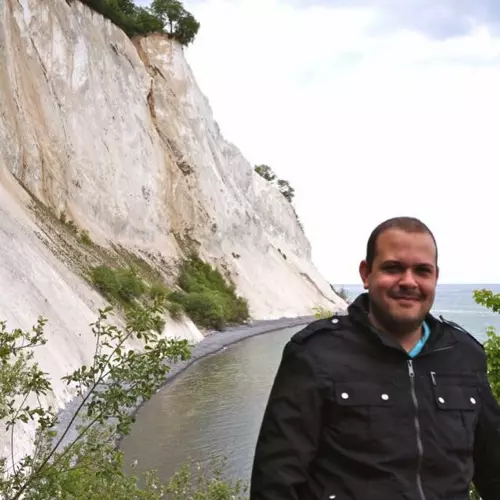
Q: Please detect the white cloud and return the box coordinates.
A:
[137,0,500,285]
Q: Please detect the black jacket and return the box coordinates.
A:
[250,293,500,500]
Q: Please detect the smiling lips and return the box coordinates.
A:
[391,295,421,302]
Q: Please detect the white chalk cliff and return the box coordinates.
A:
[0,0,346,463]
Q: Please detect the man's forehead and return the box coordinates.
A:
[378,229,435,246]
[376,230,437,261]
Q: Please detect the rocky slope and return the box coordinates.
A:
[0,0,346,463]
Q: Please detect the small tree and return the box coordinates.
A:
[150,0,200,46]
[469,288,500,500]
[254,165,296,203]
[0,300,191,498]
[277,179,295,203]
[254,165,276,182]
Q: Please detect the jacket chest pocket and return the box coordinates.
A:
[331,381,400,450]
[432,379,481,452]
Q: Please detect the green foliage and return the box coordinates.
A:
[469,289,500,499]
[473,289,500,401]
[254,165,276,182]
[89,256,251,329]
[151,0,200,46]
[0,302,192,498]
[168,255,250,330]
[79,229,92,246]
[78,0,199,44]
[312,305,333,320]
[166,300,183,320]
[148,281,172,302]
[164,456,248,499]
[254,164,295,203]
[277,179,295,203]
[90,265,147,306]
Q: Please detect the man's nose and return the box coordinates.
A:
[399,269,418,288]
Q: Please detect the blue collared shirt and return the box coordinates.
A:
[407,321,431,358]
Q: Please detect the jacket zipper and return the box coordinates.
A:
[408,360,427,500]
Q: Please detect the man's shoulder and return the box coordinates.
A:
[438,315,485,354]
[291,310,351,345]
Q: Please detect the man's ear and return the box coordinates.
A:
[359,260,370,290]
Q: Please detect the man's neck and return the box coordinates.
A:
[368,312,424,353]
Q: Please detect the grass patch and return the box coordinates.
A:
[168,254,250,330]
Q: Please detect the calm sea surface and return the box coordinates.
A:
[121,284,500,486]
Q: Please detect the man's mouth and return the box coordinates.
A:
[392,295,421,302]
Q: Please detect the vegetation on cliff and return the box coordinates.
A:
[77,0,200,45]
[254,164,295,203]
[168,254,250,330]
[88,253,250,331]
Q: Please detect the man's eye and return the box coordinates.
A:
[416,267,432,275]
[384,265,400,273]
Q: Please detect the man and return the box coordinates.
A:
[250,216,500,500]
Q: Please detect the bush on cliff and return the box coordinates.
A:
[88,253,250,330]
[168,255,250,330]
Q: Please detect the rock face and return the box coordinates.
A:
[0,0,345,462]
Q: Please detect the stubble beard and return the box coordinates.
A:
[369,296,425,337]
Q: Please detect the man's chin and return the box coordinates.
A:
[388,312,425,330]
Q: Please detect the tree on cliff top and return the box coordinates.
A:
[151,0,200,46]
[78,0,199,45]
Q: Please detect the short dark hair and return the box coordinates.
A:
[365,216,438,270]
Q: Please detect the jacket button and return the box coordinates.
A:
[438,397,445,404]
[329,496,336,499]
[341,392,349,399]
[332,318,339,324]
[470,397,476,404]
[381,394,389,401]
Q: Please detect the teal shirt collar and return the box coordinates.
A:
[407,321,430,358]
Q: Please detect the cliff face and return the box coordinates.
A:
[0,0,345,461]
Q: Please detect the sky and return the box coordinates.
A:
[136,0,500,285]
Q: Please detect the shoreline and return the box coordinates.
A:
[53,315,315,451]
[151,315,314,391]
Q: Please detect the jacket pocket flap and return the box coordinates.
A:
[433,385,479,411]
[335,381,395,407]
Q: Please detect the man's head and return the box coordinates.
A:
[359,217,439,336]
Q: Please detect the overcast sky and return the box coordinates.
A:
[136,0,500,285]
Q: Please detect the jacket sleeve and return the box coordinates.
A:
[472,370,500,499]
[249,339,329,500]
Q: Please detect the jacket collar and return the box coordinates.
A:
[347,292,458,355]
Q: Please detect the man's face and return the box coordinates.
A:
[359,229,439,334]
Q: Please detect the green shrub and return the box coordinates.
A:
[149,281,172,302]
[79,229,92,246]
[90,265,147,305]
[168,255,250,330]
[166,300,183,320]
[165,456,248,499]
[312,305,333,319]
[469,289,500,499]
